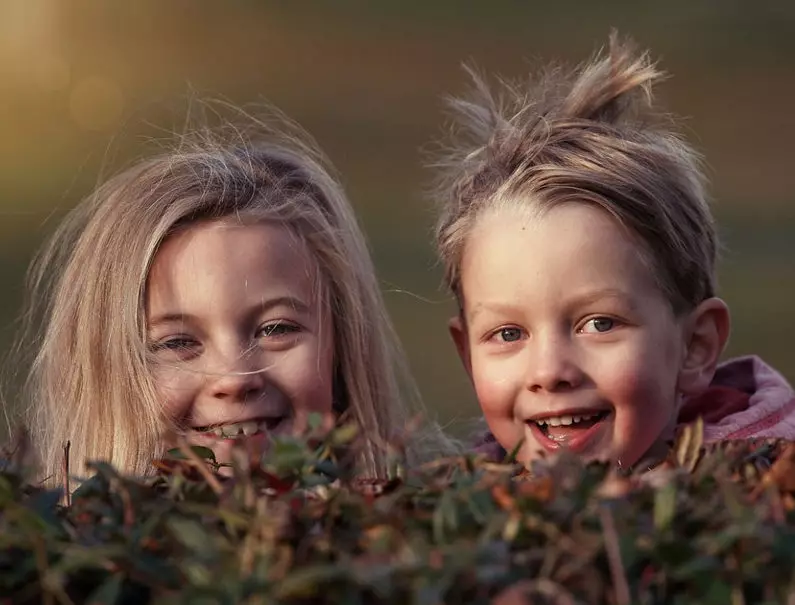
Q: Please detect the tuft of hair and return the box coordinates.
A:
[432,33,716,314]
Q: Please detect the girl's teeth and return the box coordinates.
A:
[209,420,270,438]
[240,421,259,436]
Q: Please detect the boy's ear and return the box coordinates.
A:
[677,297,731,395]
[448,314,473,379]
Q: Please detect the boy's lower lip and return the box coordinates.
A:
[526,412,612,454]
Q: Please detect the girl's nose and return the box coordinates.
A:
[205,346,267,402]
[525,334,584,393]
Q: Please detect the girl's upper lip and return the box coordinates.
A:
[524,406,612,423]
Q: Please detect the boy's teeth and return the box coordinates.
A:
[535,411,602,427]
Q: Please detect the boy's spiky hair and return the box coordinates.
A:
[433,33,716,314]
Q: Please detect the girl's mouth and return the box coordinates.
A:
[527,410,611,453]
[191,417,286,440]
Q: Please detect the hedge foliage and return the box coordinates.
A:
[2,421,795,604]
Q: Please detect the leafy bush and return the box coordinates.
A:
[2,422,795,604]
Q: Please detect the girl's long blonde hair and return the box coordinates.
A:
[19,105,431,485]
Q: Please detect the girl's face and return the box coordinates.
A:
[146,220,335,464]
[450,203,691,468]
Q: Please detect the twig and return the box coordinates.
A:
[177,437,224,495]
[34,535,76,605]
[62,442,71,508]
[498,578,576,605]
[599,504,631,605]
[33,535,55,605]
[113,478,135,529]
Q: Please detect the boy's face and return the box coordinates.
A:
[146,220,335,465]
[451,203,690,468]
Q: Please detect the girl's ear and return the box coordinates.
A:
[448,314,473,379]
[677,297,731,395]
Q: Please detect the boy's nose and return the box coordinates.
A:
[525,336,583,393]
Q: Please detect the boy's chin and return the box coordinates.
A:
[518,416,676,472]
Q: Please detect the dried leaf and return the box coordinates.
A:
[674,417,704,472]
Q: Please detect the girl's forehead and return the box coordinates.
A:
[154,219,311,270]
[146,220,325,314]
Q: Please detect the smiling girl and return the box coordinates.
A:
[432,35,795,469]
[20,107,432,487]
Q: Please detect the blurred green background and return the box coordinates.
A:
[1,1,794,438]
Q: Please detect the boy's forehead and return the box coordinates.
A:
[460,203,664,312]
[467,202,636,263]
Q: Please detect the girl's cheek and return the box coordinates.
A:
[153,368,197,420]
[278,347,335,414]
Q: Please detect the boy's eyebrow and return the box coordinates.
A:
[468,301,520,321]
[566,288,639,311]
[148,295,311,327]
[468,288,638,321]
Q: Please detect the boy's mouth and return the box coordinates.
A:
[527,409,611,452]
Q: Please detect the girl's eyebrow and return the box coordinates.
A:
[148,296,311,327]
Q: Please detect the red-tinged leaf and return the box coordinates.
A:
[492,484,516,511]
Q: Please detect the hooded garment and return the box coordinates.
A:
[472,355,795,461]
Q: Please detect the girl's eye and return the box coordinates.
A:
[495,327,524,343]
[149,336,200,358]
[580,317,616,334]
[258,322,301,338]
[152,337,197,351]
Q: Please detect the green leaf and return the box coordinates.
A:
[329,423,359,447]
[167,517,216,553]
[504,438,524,464]
[306,412,324,431]
[276,564,348,599]
[165,446,217,463]
[654,483,677,531]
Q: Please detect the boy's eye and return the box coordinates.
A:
[257,322,301,338]
[580,317,616,334]
[496,327,523,342]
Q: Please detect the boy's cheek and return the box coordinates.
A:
[608,367,678,465]
[471,362,515,419]
[471,362,525,452]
